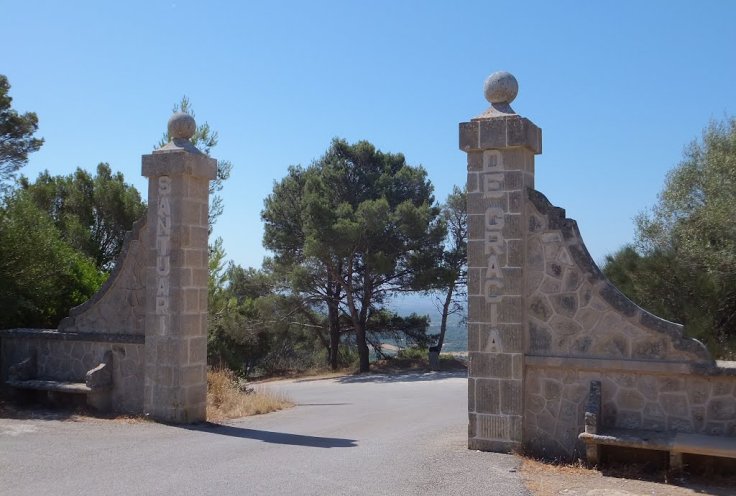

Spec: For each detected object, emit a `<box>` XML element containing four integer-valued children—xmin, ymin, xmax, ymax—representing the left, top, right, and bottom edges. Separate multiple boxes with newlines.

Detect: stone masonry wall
<box><xmin>58</xmin><ymin>217</ymin><xmax>148</xmax><ymax>336</ymax></box>
<box><xmin>526</xmin><ymin>366</ymin><xmax>736</xmax><ymax>459</ymax></box>
<box><xmin>0</xmin><ymin>335</ymin><xmax>144</xmax><ymax>413</ymax></box>
<box><xmin>522</xmin><ymin>188</ymin><xmax>736</xmax><ymax>459</ymax></box>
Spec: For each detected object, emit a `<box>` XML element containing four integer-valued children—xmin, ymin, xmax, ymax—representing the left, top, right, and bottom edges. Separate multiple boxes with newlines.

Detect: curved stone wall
<box><xmin>523</xmin><ymin>188</ymin><xmax>736</xmax><ymax>459</ymax></box>
<box><xmin>59</xmin><ymin>216</ymin><xmax>148</xmax><ymax>336</ymax></box>
<box><xmin>525</xmin><ymin>189</ymin><xmax>712</xmax><ymax>365</ymax></box>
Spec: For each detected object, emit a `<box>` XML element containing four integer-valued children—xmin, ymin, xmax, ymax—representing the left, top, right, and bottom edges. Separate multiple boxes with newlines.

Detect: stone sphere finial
<box><xmin>484</xmin><ymin>71</ymin><xmax>518</xmax><ymax>105</ymax></box>
<box><xmin>168</xmin><ymin>112</ymin><xmax>196</xmax><ymax>141</ymax></box>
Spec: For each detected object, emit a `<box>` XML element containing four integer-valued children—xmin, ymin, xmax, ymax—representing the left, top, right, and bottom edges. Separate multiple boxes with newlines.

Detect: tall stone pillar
<box><xmin>142</xmin><ymin>112</ymin><xmax>216</xmax><ymax>423</ymax></box>
<box><xmin>460</xmin><ymin>72</ymin><xmax>542</xmax><ymax>451</ymax></box>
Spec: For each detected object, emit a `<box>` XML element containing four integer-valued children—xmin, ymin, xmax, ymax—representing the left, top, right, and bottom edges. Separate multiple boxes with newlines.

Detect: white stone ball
<box><xmin>168</xmin><ymin>112</ymin><xmax>196</xmax><ymax>140</ymax></box>
<box><xmin>484</xmin><ymin>71</ymin><xmax>518</xmax><ymax>104</ymax></box>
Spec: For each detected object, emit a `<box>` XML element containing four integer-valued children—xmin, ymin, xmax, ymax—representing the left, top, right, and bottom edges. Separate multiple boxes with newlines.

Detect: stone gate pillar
<box><xmin>142</xmin><ymin>112</ymin><xmax>216</xmax><ymax>423</ymax></box>
<box><xmin>460</xmin><ymin>72</ymin><xmax>541</xmax><ymax>451</ymax></box>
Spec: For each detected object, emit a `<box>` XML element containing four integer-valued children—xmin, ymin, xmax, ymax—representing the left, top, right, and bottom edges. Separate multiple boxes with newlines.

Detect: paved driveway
<box><xmin>0</xmin><ymin>371</ymin><xmax>528</xmax><ymax>496</ymax></box>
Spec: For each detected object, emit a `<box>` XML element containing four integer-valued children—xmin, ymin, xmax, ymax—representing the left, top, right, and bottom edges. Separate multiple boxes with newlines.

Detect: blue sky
<box><xmin>3</xmin><ymin>1</ymin><xmax>735</xmax><ymax>270</ymax></box>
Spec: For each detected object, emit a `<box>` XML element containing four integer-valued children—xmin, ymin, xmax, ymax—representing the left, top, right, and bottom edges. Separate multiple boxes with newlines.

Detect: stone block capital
<box><xmin>459</xmin><ymin>115</ymin><xmax>542</xmax><ymax>154</ymax></box>
<box><xmin>141</xmin><ymin>151</ymin><xmax>217</xmax><ymax>180</ymax></box>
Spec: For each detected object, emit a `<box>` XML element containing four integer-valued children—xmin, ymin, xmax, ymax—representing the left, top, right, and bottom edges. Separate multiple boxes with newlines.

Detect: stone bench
<box><xmin>6</xmin><ymin>350</ymin><xmax>113</xmax><ymax>411</ymax></box>
<box><xmin>578</xmin><ymin>380</ymin><xmax>736</xmax><ymax>472</ymax></box>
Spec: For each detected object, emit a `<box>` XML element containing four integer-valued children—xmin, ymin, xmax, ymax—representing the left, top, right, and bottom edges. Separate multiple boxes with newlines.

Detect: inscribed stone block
<box><xmin>476</xmin><ymin>413</ymin><xmax>510</xmax><ymax>440</ymax></box>
<box><xmin>479</xmin><ymin>324</ymin><xmax>523</xmax><ymax>353</ymax></box>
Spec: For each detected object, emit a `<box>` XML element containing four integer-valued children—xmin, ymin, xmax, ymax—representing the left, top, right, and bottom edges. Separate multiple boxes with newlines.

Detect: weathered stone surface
<box><xmin>501</xmin><ymin>380</ymin><xmax>523</xmax><ymax>415</ymax></box>
<box><xmin>529</xmin><ymin>296</ymin><xmax>552</xmax><ymax>322</ymax></box>
<box><xmin>591</xmin><ymin>334</ymin><xmax>629</xmax><ymax>358</ymax></box>
<box><xmin>632</xmin><ymin>339</ymin><xmax>667</xmax><ymax>360</ymax></box>
<box><xmin>707</xmin><ymin>397</ymin><xmax>736</xmax><ymax>421</ymax></box>
<box><xmin>527</xmin><ymin>394</ymin><xmax>545</xmax><ymax>414</ymax></box>
<box><xmin>713</xmin><ymin>380</ymin><xmax>733</xmax><ymax>397</ymax></box>
<box><xmin>575</xmin><ymin>307</ymin><xmax>600</xmax><ymax>331</ymax></box>
<box><xmin>543</xmin><ymin>379</ymin><xmax>562</xmax><ymax>401</ymax></box>
<box><xmin>540</xmin><ymin>277</ymin><xmax>562</xmax><ymax>294</ymax></box>
<box><xmin>616</xmin><ymin>410</ymin><xmax>643</xmax><ymax>429</ymax></box>
<box><xmin>660</xmin><ymin>393</ymin><xmax>689</xmax><ymax>419</ymax></box>
<box><xmin>479</xmin><ymin>324</ymin><xmax>523</xmax><ymax>353</ymax></box>
<box><xmin>616</xmin><ymin>389</ymin><xmax>645</xmax><ymax>411</ymax></box>
<box><xmin>529</xmin><ymin>321</ymin><xmax>552</xmax><ymax>354</ymax></box>
<box><xmin>549</xmin><ymin>315</ymin><xmax>582</xmax><ymax>336</ymax></box>
<box><xmin>546</xmin><ymin>262</ymin><xmax>563</xmax><ymax>279</ymax></box>
<box><xmin>563</xmin><ymin>269</ymin><xmax>581</xmax><ymax>292</ymax></box>
<box><xmin>470</xmin><ymin>352</ymin><xmax>512</xmax><ymax>379</ymax></box>
<box><xmin>571</xmin><ymin>336</ymin><xmax>592</xmax><ymax>354</ymax></box>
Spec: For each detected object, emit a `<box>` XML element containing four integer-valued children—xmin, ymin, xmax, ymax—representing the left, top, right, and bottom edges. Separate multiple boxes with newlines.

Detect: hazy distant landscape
<box><xmin>392</xmin><ymin>293</ymin><xmax>468</xmax><ymax>352</ymax></box>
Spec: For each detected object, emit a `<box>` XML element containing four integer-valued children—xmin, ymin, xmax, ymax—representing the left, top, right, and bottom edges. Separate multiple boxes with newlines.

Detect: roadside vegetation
<box><xmin>603</xmin><ymin>117</ymin><xmax>736</xmax><ymax>358</ymax></box>
<box><xmin>206</xmin><ymin>368</ymin><xmax>292</xmax><ymax>422</ymax></box>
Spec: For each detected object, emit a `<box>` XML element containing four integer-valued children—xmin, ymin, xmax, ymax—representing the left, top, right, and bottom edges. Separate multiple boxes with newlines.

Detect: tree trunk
<box><xmin>343</xmin><ymin>257</ymin><xmax>371</xmax><ymax>373</ymax></box>
<box><xmin>328</xmin><ymin>298</ymin><xmax>340</xmax><ymax>370</ymax></box>
<box><xmin>356</xmin><ymin>323</ymin><xmax>370</xmax><ymax>373</ymax></box>
<box><xmin>436</xmin><ymin>284</ymin><xmax>454</xmax><ymax>352</ymax></box>
<box><xmin>326</xmin><ymin>266</ymin><xmax>343</xmax><ymax>371</ymax></box>
<box><xmin>356</xmin><ymin>273</ymin><xmax>373</xmax><ymax>373</ymax></box>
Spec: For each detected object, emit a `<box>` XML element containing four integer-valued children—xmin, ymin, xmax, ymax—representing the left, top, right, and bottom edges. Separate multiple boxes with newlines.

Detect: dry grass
<box><xmin>520</xmin><ymin>455</ymin><xmax>736</xmax><ymax>496</ymax></box>
<box><xmin>206</xmin><ymin>368</ymin><xmax>293</xmax><ymax>422</ymax></box>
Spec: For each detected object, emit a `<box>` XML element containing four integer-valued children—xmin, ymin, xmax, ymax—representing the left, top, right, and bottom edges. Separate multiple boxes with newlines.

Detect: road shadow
<box><xmin>183</xmin><ymin>423</ymin><xmax>357</xmax><ymax>448</ymax></box>
<box><xmin>336</xmin><ymin>370</ymin><xmax>466</xmax><ymax>384</ymax></box>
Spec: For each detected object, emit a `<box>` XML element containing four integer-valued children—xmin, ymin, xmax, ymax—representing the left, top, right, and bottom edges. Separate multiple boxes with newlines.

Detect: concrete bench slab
<box><xmin>7</xmin><ymin>379</ymin><xmax>94</xmax><ymax>394</ymax></box>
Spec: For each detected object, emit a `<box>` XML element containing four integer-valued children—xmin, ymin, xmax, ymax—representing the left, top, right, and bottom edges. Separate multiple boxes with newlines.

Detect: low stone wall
<box><xmin>0</xmin><ymin>330</ymin><xmax>145</xmax><ymax>413</ymax></box>
<box><xmin>0</xmin><ymin>213</ymin><xmax>149</xmax><ymax>413</ymax></box>
<box><xmin>522</xmin><ymin>188</ymin><xmax>736</xmax><ymax>459</ymax></box>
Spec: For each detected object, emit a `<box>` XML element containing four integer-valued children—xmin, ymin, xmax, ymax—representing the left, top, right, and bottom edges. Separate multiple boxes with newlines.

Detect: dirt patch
<box><xmin>521</xmin><ymin>457</ymin><xmax>736</xmax><ymax>496</ymax></box>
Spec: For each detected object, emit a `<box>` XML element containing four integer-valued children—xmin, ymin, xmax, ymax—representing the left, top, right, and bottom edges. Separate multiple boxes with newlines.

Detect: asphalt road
<box><xmin>0</xmin><ymin>371</ymin><xmax>528</xmax><ymax>496</ymax></box>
